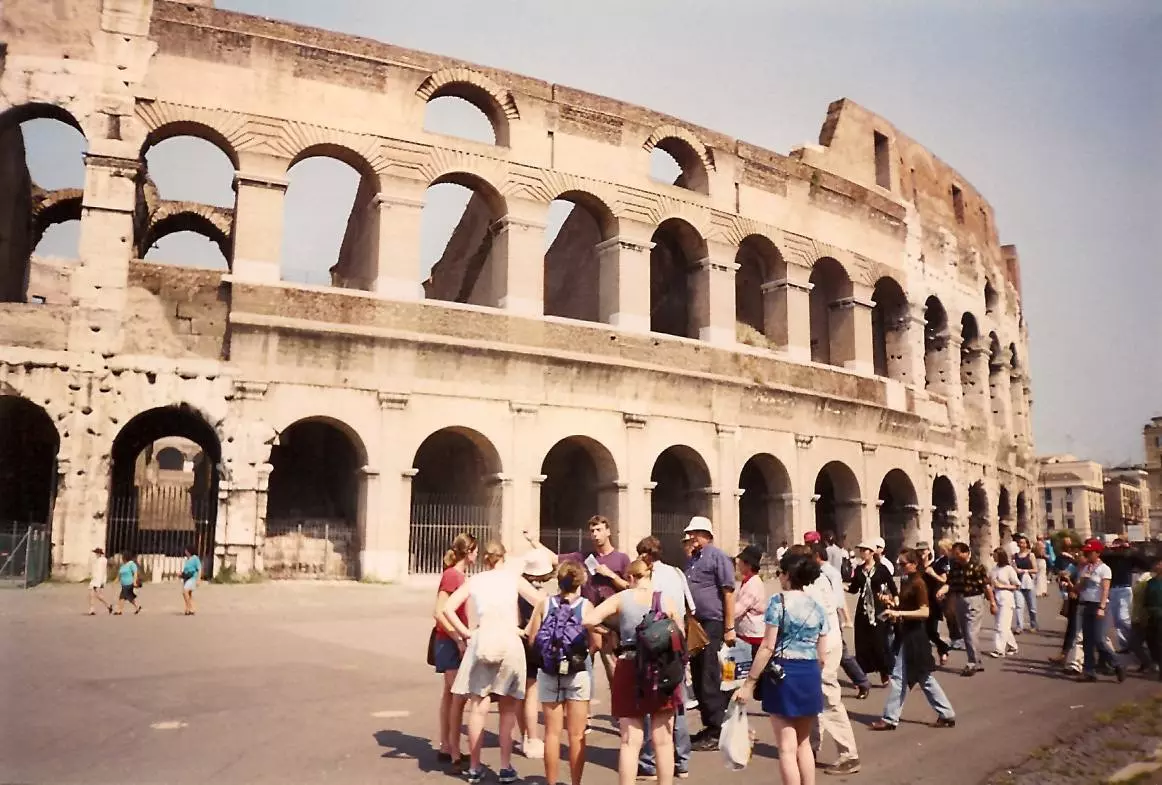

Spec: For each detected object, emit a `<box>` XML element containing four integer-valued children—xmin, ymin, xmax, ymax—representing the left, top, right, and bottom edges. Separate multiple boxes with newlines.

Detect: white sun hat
<box><xmin>682</xmin><ymin>516</ymin><xmax>715</xmax><ymax>537</ymax></box>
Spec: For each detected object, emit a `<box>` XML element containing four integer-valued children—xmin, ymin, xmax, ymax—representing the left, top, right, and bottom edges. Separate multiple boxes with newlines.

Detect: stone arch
<box><xmin>984</xmin><ymin>279</ymin><xmax>999</xmax><ymax>314</ymax></box>
<box><xmin>408</xmin><ymin>426</ymin><xmax>503</xmax><ymax>575</ymax></box>
<box><xmin>140</xmin><ymin>207</ymin><xmax>232</xmax><ymax>266</ymax></box>
<box><xmin>814</xmin><ymin>460</ymin><xmax>862</xmax><ymax>548</ymax></box>
<box><xmin>734</xmin><ymin>234</ymin><xmax>786</xmax><ymax>341</ymax></box>
<box><xmin>650</xmin><ymin>218</ymin><xmax>707</xmax><ymax>338</ymax></box>
<box><xmin>423</xmin><ymin>171</ymin><xmax>510</xmax><ymax>305</ymax></box>
<box><xmin>155</xmin><ymin>446</ymin><xmax>185</xmax><ymax>472</ymax></box>
<box><xmin>539</xmin><ymin>436</ymin><xmax>620</xmax><ymax>553</ymax></box>
<box><xmin>31</xmin><ymin>190</ymin><xmax>83</xmax><ymax>250</ymax></box>
<box><xmin>809</xmin><ymin>256</ymin><xmax>855</xmax><ymax>366</ymax></box>
<box><xmin>141</xmin><ymin>120</ymin><xmax>240</xmax><ymax>170</ymax></box>
<box><xmin>988</xmin><ymin>331</ymin><xmax>1007</xmax><ymax>430</ymax></box>
<box><xmin>871</xmin><ymin>276</ymin><xmax>908</xmax><ymax>380</ymax></box>
<box><xmin>650</xmin><ymin>445</ymin><xmax>713</xmax><ymax>562</ymax></box>
<box><xmin>1016</xmin><ymin>490</ymin><xmax>1028</xmax><ymax>531</ymax></box>
<box><xmin>265</xmin><ymin>416</ymin><xmax>367</xmax><ymax>579</ymax></box>
<box><xmin>0</xmin><ymin>102</ymin><xmax>85</xmax><ymax>136</ymax></box>
<box><xmin>923</xmin><ymin>295</ymin><xmax>950</xmax><ymax>391</ymax></box>
<box><xmin>643</xmin><ymin>125</ymin><xmax>713</xmax><ymax>195</ymax></box>
<box><xmin>544</xmin><ymin>189</ymin><xmax>618</xmax><ymax>323</ymax></box>
<box><xmin>416</xmin><ymin>68</ymin><xmax>519</xmax><ymax>146</ymax></box>
<box><xmin>287</xmin><ymin>143</ymin><xmax>379</xmax><ymax>184</ymax></box>
<box><xmin>0</xmin><ymin>395</ymin><xmax>61</xmax><ymax>527</ymax></box>
<box><xmin>879</xmin><ymin>469</ymin><xmax>919</xmax><ymax>562</ymax></box>
<box><xmin>932</xmin><ymin>475</ymin><xmax>958</xmax><ymax>543</ymax></box>
<box><xmin>738</xmin><ymin>453</ymin><xmax>792</xmax><ymax>557</ymax></box>
<box><xmin>106</xmin><ymin>405</ymin><xmax>222</xmax><ymax>577</ymax></box>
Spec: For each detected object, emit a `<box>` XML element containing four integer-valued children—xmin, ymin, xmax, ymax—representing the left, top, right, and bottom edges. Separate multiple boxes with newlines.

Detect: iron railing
<box><xmin>652</xmin><ymin>511</ymin><xmax>694</xmax><ymax>565</ymax></box>
<box><xmin>0</xmin><ymin>522</ymin><xmax>51</xmax><ymax>588</ymax></box>
<box><xmin>106</xmin><ymin>485</ymin><xmax>214</xmax><ymax>580</ymax></box>
<box><xmin>409</xmin><ymin>493</ymin><xmax>500</xmax><ymax>575</ymax></box>
<box><xmin>539</xmin><ymin>527</ymin><xmax>590</xmax><ymax>558</ymax></box>
<box><xmin>264</xmin><ymin>518</ymin><xmax>359</xmax><ymax>579</ymax></box>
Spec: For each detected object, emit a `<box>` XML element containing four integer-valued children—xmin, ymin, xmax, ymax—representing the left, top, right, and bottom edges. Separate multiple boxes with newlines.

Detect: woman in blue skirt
<box><xmin>736</xmin><ymin>550</ymin><xmax>828</xmax><ymax>785</ymax></box>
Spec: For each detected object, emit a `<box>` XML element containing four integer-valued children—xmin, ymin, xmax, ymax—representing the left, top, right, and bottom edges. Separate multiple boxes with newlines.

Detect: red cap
<box><xmin>804</xmin><ymin>531</ymin><xmax>822</xmax><ymax>544</ymax></box>
<box><xmin>1081</xmin><ymin>538</ymin><xmax>1104</xmax><ymax>554</ymax></box>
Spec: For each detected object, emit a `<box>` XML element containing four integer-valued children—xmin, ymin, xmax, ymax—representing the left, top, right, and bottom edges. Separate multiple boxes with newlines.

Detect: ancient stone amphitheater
<box><xmin>0</xmin><ymin>0</ymin><xmax>1036</xmax><ymax>582</ymax></box>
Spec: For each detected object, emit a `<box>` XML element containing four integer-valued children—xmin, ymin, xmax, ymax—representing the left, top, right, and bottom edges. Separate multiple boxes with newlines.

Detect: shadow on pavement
<box><xmin>373</xmin><ymin>729</ymin><xmax>446</xmax><ymax>773</ymax></box>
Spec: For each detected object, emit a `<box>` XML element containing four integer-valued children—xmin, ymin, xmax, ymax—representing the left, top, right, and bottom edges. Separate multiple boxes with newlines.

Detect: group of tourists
<box><xmin>86</xmin><ymin>545</ymin><xmax>202</xmax><ymax>616</ymax></box>
<box><xmin>427</xmin><ymin>518</ymin><xmax>1162</xmax><ymax>784</ymax></box>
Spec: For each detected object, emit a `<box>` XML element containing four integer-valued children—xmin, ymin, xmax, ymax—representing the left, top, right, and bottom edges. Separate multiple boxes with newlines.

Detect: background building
<box><xmin>1038</xmin><ymin>455</ymin><xmax>1105</xmax><ymax>537</ymax></box>
<box><xmin>1145</xmin><ymin>417</ymin><xmax>1162</xmax><ymax>538</ymax></box>
<box><xmin>1103</xmin><ymin>466</ymin><xmax>1150</xmax><ymax>540</ymax></box>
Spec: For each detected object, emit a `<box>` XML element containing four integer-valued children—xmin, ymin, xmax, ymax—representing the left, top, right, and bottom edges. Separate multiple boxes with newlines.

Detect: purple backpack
<box><xmin>534</xmin><ymin>596</ymin><xmax>589</xmax><ymax>675</ymax></box>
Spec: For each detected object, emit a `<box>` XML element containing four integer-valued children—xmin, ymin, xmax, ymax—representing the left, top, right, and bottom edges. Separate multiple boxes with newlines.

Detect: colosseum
<box><xmin>1</xmin><ymin>0</ymin><xmax>1036</xmax><ymax>582</ymax></box>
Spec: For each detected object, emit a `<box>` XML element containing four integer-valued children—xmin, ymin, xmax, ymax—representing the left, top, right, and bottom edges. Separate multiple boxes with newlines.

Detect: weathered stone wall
<box><xmin>0</xmin><ymin>126</ymin><xmax>32</xmax><ymax>301</ymax></box>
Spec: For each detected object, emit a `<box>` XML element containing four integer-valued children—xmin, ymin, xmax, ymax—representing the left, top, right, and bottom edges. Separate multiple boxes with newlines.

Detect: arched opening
<box><xmin>988</xmin><ymin>332</ymin><xmax>1005</xmax><ymax>430</ymax></box>
<box><xmin>878</xmin><ymin>469</ymin><xmax>918</xmax><ymax>562</ymax></box>
<box><xmin>409</xmin><ymin>427</ymin><xmax>502</xmax><ymax>574</ymax></box>
<box><xmin>422</xmin><ymin>173</ymin><xmax>507</xmax><ymax>307</ymax></box>
<box><xmin>648</xmin><ymin>137</ymin><xmax>709</xmax><ymax>194</ymax></box>
<box><xmin>960</xmin><ymin>312</ymin><xmax>984</xmax><ymax>414</ymax></box>
<box><xmin>540</xmin><ymin>437</ymin><xmax>619</xmax><ymax>554</ymax></box>
<box><xmin>932</xmin><ymin>475</ymin><xmax>958</xmax><ymax>543</ymax></box>
<box><xmin>984</xmin><ymin>280</ymin><xmax>999</xmax><ymax>314</ymax></box>
<box><xmin>264</xmin><ymin>418</ymin><xmax>366</xmax><ymax>579</ymax></box>
<box><xmin>997</xmin><ymin>485</ymin><xmax>1012</xmax><ymax>525</ymax></box>
<box><xmin>968</xmin><ymin>481</ymin><xmax>990</xmax><ymax>562</ymax></box>
<box><xmin>423</xmin><ymin>95</ymin><xmax>497</xmax><ymax>145</ymax></box>
<box><xmin>544</xmin><ymin>192</ymin><xmax>616</xmax><ymax>323</ymax></box>
<box><xmin>738</xmin><ymin>453</ymin><xmax>792</xmax><ymax>557</ymax></box>
<box><xmin>107</xmin><ymin>405</ymin><xmax>220</xmax><ymax>580</ymax></box>
<box><xmin>138</xmin><ymin>130</ymin><xmax>236</xmax><ymax>269</ymax></box>
<box><xmin>871</xmin><ymin>276</ymin><xmax>908</xmax><ymax>380</ymax></box>
<box><xmin>924</xmin><ymin>295</ymin><xmax>950</xmax><ymax>391</ymax></box>
<box><xmin>650</xmin><ymin>445</ymin><xmax>712</xmax><ymax>562</ymax></box>
<box><xmin>154</xmin><ymin>446</ymin><xmax>186</xmax><ymax>472</ymax></box>
<box><xmin>734</xmin><ymin>235</ymin><xmax>785</xmax><ymax>346</ymax></box>
<box><xmin>649</xmin><ymin>218</ymin><xmax>705</xmax><ymax>338</ymax></box>
<box><xmin>814</xmin><ymin>461</ymin><xmax>862</xmax><ymax>548</ymax></box>
<box><xmin>281</xmin><ymin>148</ymin><xmax>378</xmax><ymax>290</ymax></box>
<box><xmin>1016</xmin><ymin>491</ymin><xmax>1028</xmax><ymax>531</ymax></box>
<box><xmin>809</xmin><ymin>257</ymin><xmax>854</xmax><ymax>366</ymax></box>
<box><xmin>1</xmin><ymin>105</ymin><xmax>87</xmax><ymax>302</ymax></box>
<box><xmin>0</xmin><ymin>395</ymin><xmax>58</xmax><ymax>583</ymax></box>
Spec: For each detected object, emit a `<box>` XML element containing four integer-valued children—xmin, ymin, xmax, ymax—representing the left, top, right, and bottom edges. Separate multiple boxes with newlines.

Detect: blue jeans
<box><xmin>1108</xmin><ymin>586</ymin><xmax>1133</xmax><ymax>651</ymax></box>
<box><xmin>1080</xmin><ymin>602</ymin><xmax>1119</xmax><ymax>675</ymax></box>
<box><xmin>1019</xmin><ymin>587</ymin><xmax>1038</xmax><ymax>631</ymax></box>
<box><xmin>638</xmin><ymin>706</ymin><xmax>691</xmax><ymax>774</ymax></box>
<box><xmin>1013</xmin><ymin>588</ymin><xmax>1026</xmax><ymax>632</ymax></box>
<box><xmin>881</xmin><ymin>647</ymin><xmax>955</xmax><ymax>726</ymax></box>
<box><xmin>841</xmin><ymin>639</ymin><xmax>870</xmax><ymax>689</ymax></box>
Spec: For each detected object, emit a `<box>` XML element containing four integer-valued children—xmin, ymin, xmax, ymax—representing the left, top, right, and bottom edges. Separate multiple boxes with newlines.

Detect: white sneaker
<box><xmin>686</xmin><ymin>698</ymin><xmax>700</xmax><ymax>710</ymax></box>
<box><xmin>989</xmin><ymin>651</ymin><xmax>1004</xmax><ymax>658</ymax></box>
<box><xmin>523</xmin><ymin>737</ymin><xmax>544</xmax><ymax>759</ymax></box>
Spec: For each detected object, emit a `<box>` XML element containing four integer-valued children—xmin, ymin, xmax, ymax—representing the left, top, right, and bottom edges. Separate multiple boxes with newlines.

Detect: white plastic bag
<box><xmin>719</xmin><ymin>702</ymin><xmax>751</xmax><ymax>770</ymax></box>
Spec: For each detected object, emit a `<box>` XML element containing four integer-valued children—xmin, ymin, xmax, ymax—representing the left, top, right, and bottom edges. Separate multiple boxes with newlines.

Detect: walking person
<box><xmin>917</xmin><ymin>542</ymin><xmax>951</xmax><ymax>666</ymax></box>
<box><xmin>940</xmin><ymin>542</ymin><xmax>996</xmax><ymax>676</ymax></box>
<box><xmin>583</xmin><ymin>559</ymin><xmax>684</xmax><ymax>785</ymax></box>
<box><xmin>682</xmin><ymin>517</ymin><xmax>735</xmax><ymax>750</ymax></box>
<box><xmin>180</xmin><ymin>545</ymin><xmax>201</xmax><ymax>616</ymax></box>
<box><xmin>1103</xmin><ymin>539</ymin><xmax>1139</xmax><ymax>653</ymax></box>
<box><xmin>635</xmin><ymin>536</ymin><xmax>695</xmax><ymax>780</ymax></box>
<box><xmin>734</xmin><ymin>550</ymin><xmax>828</xmax><ymax>785</ymax></box>
<box><xmin>1049</xmin><ymin>550</ymin><xmax>1083</xmax><ymax>674</ymax></box>
<box><xmin>989</xmin><ymin>548</ymin><xmax>1020</xmax><ymax>658</ymax></box>
<box><xmin>1142</xmin><ymin>556</ymin><xmax>1162</xmax><ymax>681</ymax></box>
<box><xmin>114</xmin><ymin>551</ymin><xmax>142</xmax><ymax>615</ymax></box>
<box><xmin>847</xmin><ymin>541</ymin><xmax>896</xmax><ymax>686</ymax></box>
<box><xmin>805</xmin><ymin>543</ymin><xmax>861</xmax><ymax>775</ymax></box>
<box><xmin>1034</xmin><ymin>539</ymin><xmax>1050</xmax><ymax>598</ymax></box>
<box><xmin>734</xmin><ymin>545</ymin><xmax>767</xmax><ymax>653</ymax></box>
<box><xmin>517</xmin><ymin>549</ymin><xmax>555</xmax><ymax>760</ymax></box>
<box><xmin>1127</xmin><ymin>560</ymin><xmax>1158</xmax><ymax>673</ymax></box>
<box><xmin>1075</xmin><ymin>539</ymin><xmax>1126</xmax><ymax>683</ymax></box>
<box><xmin>1013</xmin><ymin>536</ymin><xmax>1039</xmax><ymax>633</ymax></box>
<box><xmin>870</xmin><ymin>549</ymin><xmax>956</xmax><ymax>731</ymax></box>
<box><xmin>933</xmin><ymin>540</ymin><xmax>964</xmax><ymax>650</ymax></box>
<box><xmin>431</xmin><ymin>533</ymin><xmax>477</xmax><ymax>774</ymax></box>
<box><xmin>525</xmin><ymin>561</ymin><xmax>596</xmax><ymax>785</ymax></box>
<box><xmin>440</xmin><ymin>540</ymin><xmax>544</xmax><ymax>784</ymax></box>
<box><xmin>87</xmin><ymin>547</ymin><xmax>112</xmax><ymax>616</ymax></box>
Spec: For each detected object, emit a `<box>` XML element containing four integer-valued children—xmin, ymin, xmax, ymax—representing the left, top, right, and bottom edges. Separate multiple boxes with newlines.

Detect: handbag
<box><xmin>754</xmin><ymin>601</ymin><xmax>788</xmax><ymax>700</ymax></box>
<box><xmin>686</xmin><ymin>614</ymin><xmax>709</xmax><ymax>656</ymax></box>
<box><xmin>425</xmin><ymin>628</ymin><xmax>438</xmax><ymax>667</ymax></box>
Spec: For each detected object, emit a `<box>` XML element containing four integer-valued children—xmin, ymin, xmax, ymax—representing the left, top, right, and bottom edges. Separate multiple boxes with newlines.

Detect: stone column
<box><xmin>765</xmin><ymin>266</ymin><xmax>813</xmax><ymax>361</ymax></box>
<box><xmin>989</xmin><ymin>348</ymin><xmax>1014</xmax><ymax>438</ymax></box>
<box><xmin>398</xmin><ymin>468</ymin><xmax>419</xmax><ymax>575</ymax></box>
<box><xmin>691</xmin><ymin>241</ymin><xmax>738</xmax><ymax>346</ymax></box>
<box><xmin>906</xmin><ymin>503</ymin><xmax>927</xmax><ymax>548</ymax></box>
<box><xmin>622</xmin><ymin>413</ymin><xmax>650</xmax><ymax>552</ymax></box>
<box><xmin>231</xmin><ymin>162</ymin><xmax>288</xmax><ymax>284</ymax></box>
<box><xmin>639</xmin><ymin>482</ymin><xmax>658</xmax><ymax>555</ymax></box>
<box><xmin>832</xmin><ymin>292</ymin><xmax>875</xmax><ymax>374</ymax></box>
<box><xmin>491</xmin><ymin>473</ymin><xmax>516</xmax><ymax>550</ymax></box>
<box><xmin>901</xmin><ymin>302</ymin><xmax>928</xmax><ymax>391</ymax></box>
<box><xmin>490</xmin><ymin>199</ymin><xmax>549</xmax><ymax>316</ymax></box>
<box><xmin>508</xmin><ymin>402</ymin><xmax>541</xmax><ymax>547</ymax></box>
<box><xmin>598</xmin><ymin>236</ymin><xmax>653</xmax><ymax>333</ymax></box>
<box><xmin>794</xmin><ymin>434</ymin><xmax>816</xmax><ymax>541</ymax></box>
<box><xmin>372</xmin><ymin>177</ymin><xmax>427</xmax><ymax>301</ymax></box>
<box><xmin>1009</xmin><ymin>371</ymin><xmax>1027</xmax><ymax>444</ymax></box>
<box><xmin>714</xmin><ymin>423</ymin><xmax>739</xmax><ymax>552</ymax></box>
<box><xmin>356</xmin><ymin>465</ymin><xmax>382</xmax><ymax>575</ymax></box>
<box><xmin>961</xmin><ymin>342</ymin><xmax>990</xmax><ymax>422</ymax></box>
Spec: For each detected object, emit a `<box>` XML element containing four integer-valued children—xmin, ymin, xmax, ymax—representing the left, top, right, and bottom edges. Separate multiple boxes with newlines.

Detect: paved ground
<box><xmin>1</xmin><ymin>581</ymin><xmax>1155</xmax><ymax>785</ymax></box>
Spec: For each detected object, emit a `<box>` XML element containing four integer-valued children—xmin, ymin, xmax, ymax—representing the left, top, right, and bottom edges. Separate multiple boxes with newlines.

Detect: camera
<box><xmin>766</xmin><ymin>661</ymin><xmax>786</xmax><ymax>683</ymax></box>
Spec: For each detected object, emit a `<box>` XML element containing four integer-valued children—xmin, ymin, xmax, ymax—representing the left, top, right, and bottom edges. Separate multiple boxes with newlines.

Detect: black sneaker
<box><xmin>934</xmin><ymin>717</ymin><xmax>956</xmax><ymax>729</ymax></box>
<box><xmin>692</xmin><ymin>734</ymin><xmax>719</xmax><ymax>752</ymax></box>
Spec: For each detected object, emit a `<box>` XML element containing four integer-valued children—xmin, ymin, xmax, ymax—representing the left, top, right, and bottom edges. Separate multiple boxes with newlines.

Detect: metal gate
<box><xmin>409</xmin><ymin>492</ymin><xmax>501</xmax><ymax>575</ymax></box>
<box><xmin>263</xmin><ymin>518</ymin><xmax>359</xmax><ymax>579</ymax></box>
<box><xmin>106</xmin><ymin>485</ymin><xmax>214</xmax><ymax>580</ymax></box>
<box><xmin>652</xmin><ymin>511</ymin><xmax>693</xmax><ymax>565</ymax></box>
<box><xmin>539</xmin><ymin>527</ymin><xmax>589</xmax><ymax>557</ymax></box>
<box><xmin>0</xmin><ymin>522</ymin><xmax>51</xmax><ymax>588</ymax></box>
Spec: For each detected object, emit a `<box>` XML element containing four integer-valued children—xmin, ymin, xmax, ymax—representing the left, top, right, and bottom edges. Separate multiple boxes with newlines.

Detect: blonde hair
<box><xmin>937</xmin><ymin>538</ymin><xmax>953</xmax><ymax>554</ymax></box>
<box><xmin>627</xmin><ymin>559</ymin><xmax>652</xmax><ymax>582</ymax></box>
<box><xmin>443</xmin><ymin>532</ymin><xmax>478</xmax><ymax>569</ymax></box>
<box><xmin>483</xmin><ymin>539</ymin><xmax>506</xmax><ymax>569</ymax></box>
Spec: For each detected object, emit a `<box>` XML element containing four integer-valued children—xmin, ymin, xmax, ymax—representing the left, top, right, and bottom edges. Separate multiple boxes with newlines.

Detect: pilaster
<box><xmin>598</xmin><ymin>235</ymin><xmax>654</xmax><ymax>333</ymax></box>
<box><xmin>491</xmin><ymin>199</ymin><xmax>550</xmax><ymax>316</ymax></box>
<box><xmin>372</xmin><ymin>178</ymin><xmax>427</xmax><ymax>300</ymax></box>
<box><xmin>766</xmin><ymin>269</ymin><xmax>813</xmax><ymax>361</ymax></box>
<box><xmin>231</xmin><ymin>161</ymin><xmax>288</xmax><ymax>284</ymax></box>
<box><xmin>691</xmin><ymin>242</ymin><xmax>738</xmax><ymax>346</ymax></box>
<box><xmin>832</xmin><ymin>293</ymin><xmax>875</xmax><ymax>374</ymax></box>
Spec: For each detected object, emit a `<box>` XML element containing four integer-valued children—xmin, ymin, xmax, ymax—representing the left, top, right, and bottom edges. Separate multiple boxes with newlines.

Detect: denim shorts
<box><xmin>433</xmin><ymin>637</ymin><xmax>463</xmax><ymax>674</ymax></box>
<box><xmin>537</xmin><ymin>667</ymin><xmax>592</xmax><ymax>703</ymax></box>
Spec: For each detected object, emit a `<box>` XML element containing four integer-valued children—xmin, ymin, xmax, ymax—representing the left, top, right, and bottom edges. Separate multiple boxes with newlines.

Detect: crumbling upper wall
<box><xmin>0</xmin><ymin>0</ymin><xmax>101</xmax><ymax>60</ymax></box>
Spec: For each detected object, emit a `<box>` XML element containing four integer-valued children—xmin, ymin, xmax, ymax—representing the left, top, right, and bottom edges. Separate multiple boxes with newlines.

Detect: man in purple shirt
<box><xmin>683</xmin><ymin>516</ymin><xmax>736</xmax><ymax>749</ymax></box>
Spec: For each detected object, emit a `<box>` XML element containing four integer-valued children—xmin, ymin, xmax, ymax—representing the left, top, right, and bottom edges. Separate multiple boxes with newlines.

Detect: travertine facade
<box><xmin>0</xmin><ymin>0</ymin><xmax>1036</xmax><ymax>580</ymax></box>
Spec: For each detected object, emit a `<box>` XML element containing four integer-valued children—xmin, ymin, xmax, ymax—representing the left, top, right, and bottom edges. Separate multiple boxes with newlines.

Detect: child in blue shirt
<box><xmin>115</xmin><ymin>551</ymin><xmax>142</xmax><ymax>615</ymax></box>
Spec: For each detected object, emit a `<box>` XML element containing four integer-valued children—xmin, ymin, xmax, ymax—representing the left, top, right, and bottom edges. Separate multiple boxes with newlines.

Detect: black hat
<box><xmin>736</xmin><ymin>545</ymin><xmax>763</xmax><ymax>571</ymax></box>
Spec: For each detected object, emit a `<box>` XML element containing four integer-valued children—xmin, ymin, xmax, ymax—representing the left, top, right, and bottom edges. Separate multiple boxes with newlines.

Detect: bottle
<box><xmin>722</xmin><ymin>651</ymin><xmax>736</xmax><ymax>681</ymax></box>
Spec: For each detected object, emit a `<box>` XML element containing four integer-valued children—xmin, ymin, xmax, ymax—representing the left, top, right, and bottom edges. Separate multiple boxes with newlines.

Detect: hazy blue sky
<box><xmin>22</xmin><ymin>0</ymin><xmax>1160</xmax><ymax>464</ymax></box>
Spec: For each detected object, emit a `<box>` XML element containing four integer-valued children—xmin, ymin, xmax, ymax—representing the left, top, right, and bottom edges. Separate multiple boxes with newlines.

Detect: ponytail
<box><xmin>443</xmin><ymin>532</ymin><xmax>478</xmax><ymax>568</ymax></box>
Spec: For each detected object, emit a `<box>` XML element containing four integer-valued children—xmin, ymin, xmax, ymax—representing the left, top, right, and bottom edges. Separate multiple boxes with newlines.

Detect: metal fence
<box><xmin>264</xmin><ymin>518</ymin><xmax>359</xmax><ymax>579</ymax></box>
<box><xmin>539</xmin><ymin>527</ymin><xmax>589</xmax><ymax>557</ymax></box>
<box><xmin>106</xmin><ymin>485</ymin><xmax>214</xmax><ymax>581</ymax></box>
<box><xmin>652</xmin><ymin>511</ymin><xmax>694</xmax><ymax>565</ymax></box>
<box><xmin>0</xmin><ymin>522</ymin><xmax>51</xmax><ymax>588</ymax></box>
<box><xmin>409</xmin><ymin>493</ymin><xmax>500</xmax><ymax>575</ymax></box>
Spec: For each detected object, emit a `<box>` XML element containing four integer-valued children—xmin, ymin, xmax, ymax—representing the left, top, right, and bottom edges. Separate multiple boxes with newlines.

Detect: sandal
<box><xmin>869</xmin><ymin>720</ymin><xmax>897</xmax><ymax>731</ymax></box>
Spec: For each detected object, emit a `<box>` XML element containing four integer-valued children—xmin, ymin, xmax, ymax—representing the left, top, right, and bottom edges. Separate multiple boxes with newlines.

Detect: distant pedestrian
<box><xmin>1075</xmin><ymin>539</ymin><xmax>1125</xmax><ymax>683</ymax></box>
<box><xmin>941</xmin><ymin>542</ymin><xmax>995</xmax><ymax>676</ymax></box>
<box><xmin>441</xmin><ymin>540</ymin><xmax>544</xmax><ymax>785</ymax></box>
<box><xmin>1012</xmin><ymin>536</ymin><xmax>1038</xmax><ymax>633</ymax></box>
<box><xmin>870</xmin><ymin>549</ymin><xmax>956</xmax><ymax>731</ymax></box>
<box><xmin>682</xmin><ymin>516</ymin><xmax>735</xmax><ymax>750</ymax></box>
<box><xmin>1127</xmin><ymin>561</ymin><xmax>1158</xmax><ymax>673</ymax></box>
<box><xmin>933</xmin><ymin>540</ymin><xmax>963</xmax><ymax>650</ymax></box>
<box><xmin>180</xmin><ymin>545</ymin><xmax>201</xmax><ymax>616</ymax></box>
<box><xmin>114</xmin><ymin>551</ymin><xmax>142</xmax><ymax>615</ymax></box>
<box><xmin>848</xmin><ymin>540</ymin><xmax>896</xmax><ymax>685</ymax></box>
<box><xmin>1034</xmin><ymin>539</ymin><xmax>1050</xmax><ymax>598</ymax></box>
<box><xmin>1141</xmin><ymin>556</ymin><xmax>1162</xmax><ymax>681</ymax></box>
<box><xmin>917</xmin><ymin>542</ymin><xmax>951</xmax><ymax>666</ymax></box>
<box><xmin>87</xmin><ymin>547</ymin><xmax>112</xmax><ymax>616</ymax></box>
<box><xmin>430</xmin><ymin>533</ymin><xmax>477</xmax><ymax>775</ymax></box>
<box><xmin>1049</xmin><ymin>550</ymin><xmax>1083</xmax><ymax>674</ymax></box>
<box><xmin>1103</xmin><ymin>538</ymin><xmax>1140</xmax><ymax>652</ymax></box>
<box><xmin>989</xmin><ymin>548</ymin><xmax>1020</xmax><ymax>658</ymax></box>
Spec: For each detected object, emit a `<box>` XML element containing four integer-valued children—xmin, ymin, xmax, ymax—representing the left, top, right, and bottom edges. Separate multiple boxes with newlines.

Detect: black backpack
<box><xmin>840</xmin><ymin>556</ymin><xmax>854</xmax><ymax>583</ymax></box>
<box><xmin>633</xmin><ymin>592</ymin><xmax>687</xmax><ymax>700</ymax></box>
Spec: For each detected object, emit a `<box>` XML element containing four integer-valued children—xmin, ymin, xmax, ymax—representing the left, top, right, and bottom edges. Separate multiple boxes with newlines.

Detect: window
<box><xmin>1065</xmin><ymin>487</ymin><xmax>1073</xmax><ymax>499</ymax></box>
<box><xmin>1066</xmin><ymin>501</ymin><xmax>1073</xmax><ymax>513</ymax></box>
<box><xmin>1047</xmin><ymin>518</ymin><xmax>1054</xmax><ymax>530</ymax></box>
<box><xmin>1044</xmin><ymin>489</ymin><xmax>1052</xmax><ymax>501</ymax></box>
<box><xmin>950</xmin><ymin>184</ymin><xmax>965</xmax><ymax>224</ymax></box>
<box><xmin>1045</xmin><ymin>501</ymin><xmax>1052</xmax><ymax>513</ymax></box>
<box><xmin>1065</xmin><ymin>516</ymin><xmax>1074</xmax><ymax>528</ymax></box>
<box><xmin>873</xmin><ymin>131</ymin><xmax>890</xmax><ymax>189</ymax></box>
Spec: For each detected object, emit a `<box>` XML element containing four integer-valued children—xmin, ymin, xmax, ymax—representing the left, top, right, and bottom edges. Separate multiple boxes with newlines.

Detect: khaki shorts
<box><xmin>537</xmin><ymin>667</ymin><xmax>592</xmax><ymax>703</ymax></box>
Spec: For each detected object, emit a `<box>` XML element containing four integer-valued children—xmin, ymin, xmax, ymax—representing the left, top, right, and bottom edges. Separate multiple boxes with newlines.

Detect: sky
<box><xmin>21</xmin><ymin>0</ymin><xmax>1160</xmax><ymax>465</ymax></box>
